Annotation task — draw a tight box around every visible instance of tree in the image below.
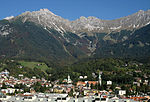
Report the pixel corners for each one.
[40,85,47,93]
[1,83,7,89]
[24,87,30,93]
[91,83,94,89]
[32,82,42,92]
[15,84,25,89]
[68,89,73,96]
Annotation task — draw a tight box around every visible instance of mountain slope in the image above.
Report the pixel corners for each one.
[94,24,150,58]
[0,9,150,65]
[0,19,90,66]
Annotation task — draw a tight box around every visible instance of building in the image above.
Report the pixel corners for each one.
[116,90,126,96]
[76,81,86,87]
[107,81,112,85]
[99,72,102,86]
[67,75,72,84]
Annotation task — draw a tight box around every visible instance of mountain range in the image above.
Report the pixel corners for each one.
[0,9,150,66]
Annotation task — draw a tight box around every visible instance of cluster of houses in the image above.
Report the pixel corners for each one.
[0,70,150,102]
[0,70,52,94]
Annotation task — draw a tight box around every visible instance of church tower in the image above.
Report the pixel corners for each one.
[99,72,102,86]
[67,75,72,84]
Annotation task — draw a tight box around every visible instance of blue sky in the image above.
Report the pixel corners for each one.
[0,0,150,20]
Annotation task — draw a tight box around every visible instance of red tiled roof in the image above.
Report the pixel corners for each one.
[76,81,86,86]
[88,81,98,85]
[130,97,146,101]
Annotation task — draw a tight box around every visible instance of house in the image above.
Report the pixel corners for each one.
[0,95,11,101]
[84,81,98,89]
[23,95,37,101]
[84,89,98,96]
[0,83,2,87]
[1,88,16,94]
[53,87,64,93]
[84,76,87,79]
[76,81,98,89]
[130,97,148,101]
[107,81,112,85]
[143,80,148,85]
[116,90,126,96]
[133,82,140,86]
[62,79,67,83]
[76,81,86,87]
[79,76,84,79]
[87,81,98,86]
[30,88,36,94]
[135,77,142,83]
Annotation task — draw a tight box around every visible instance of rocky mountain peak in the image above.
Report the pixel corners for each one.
[10,9,150,34]
[137,10,145,13]
[40,8,50,12]
[4,16,14,20]
[19,8,58,19]
[39,8,57,16]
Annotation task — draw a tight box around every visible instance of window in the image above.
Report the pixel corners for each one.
[95,98,100,100]
[101,98,106,101]
[57,98,61,100]
[62,98,66,100]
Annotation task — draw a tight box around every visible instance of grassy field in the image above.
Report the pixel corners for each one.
[18,61,49,71]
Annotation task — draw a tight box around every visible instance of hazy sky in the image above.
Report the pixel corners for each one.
[0,0,150,20]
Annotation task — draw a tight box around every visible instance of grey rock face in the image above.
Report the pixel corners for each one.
[11,9,150,35]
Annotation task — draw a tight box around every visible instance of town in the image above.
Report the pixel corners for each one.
[0,68,150,102]
[0,0,150,101]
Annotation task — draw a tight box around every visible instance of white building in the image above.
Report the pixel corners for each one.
[79,76,83,79]
[84,76,87,79]
[117,90,126,96]
[0,95,11,101]
[1,88,16,94]
[107,81,112,85]
[23,95,37,101]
